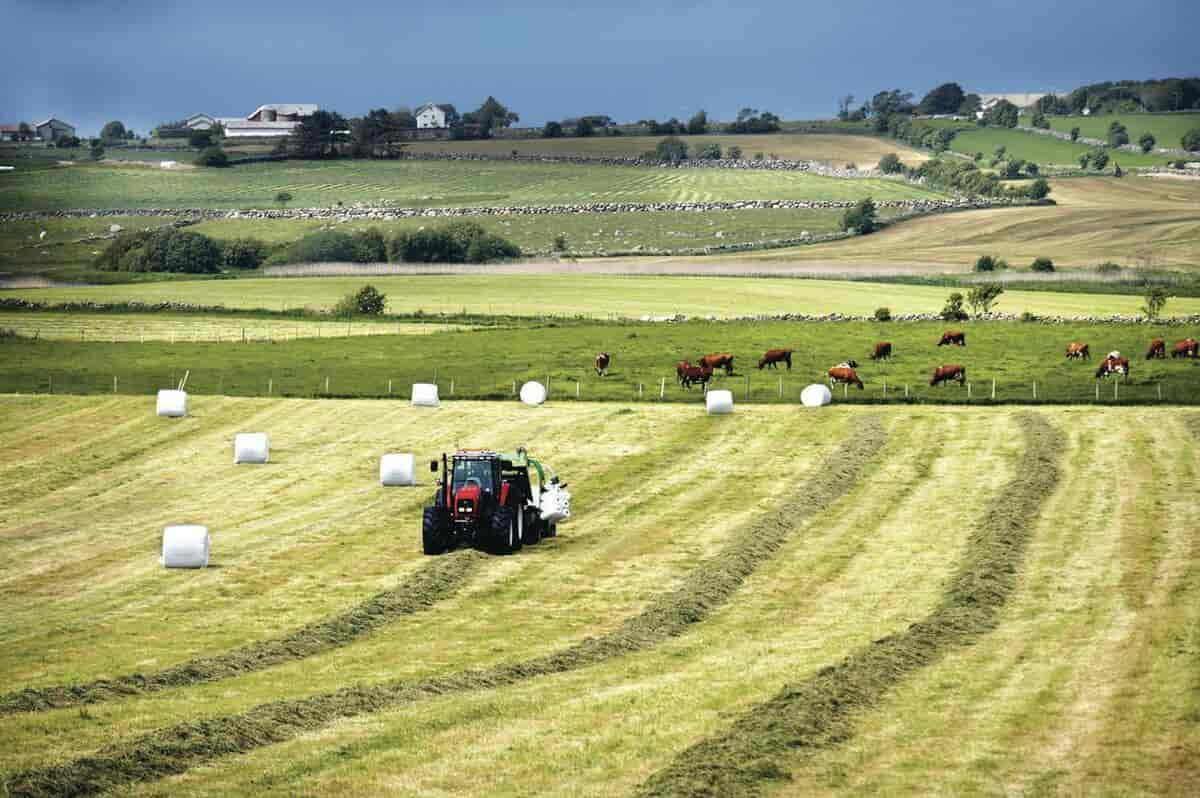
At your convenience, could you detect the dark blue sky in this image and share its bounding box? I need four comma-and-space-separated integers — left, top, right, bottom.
3, 0, 1197, 136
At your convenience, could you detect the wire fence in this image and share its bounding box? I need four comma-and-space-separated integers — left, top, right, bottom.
4, 368, 1191, 406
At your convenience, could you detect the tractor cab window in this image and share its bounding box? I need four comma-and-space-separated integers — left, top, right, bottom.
452, 459, 494, 494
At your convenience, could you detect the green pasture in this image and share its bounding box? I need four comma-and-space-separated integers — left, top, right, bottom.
6, 274, 1200, 318
949, 127, 1169, 167
0, 158, 946, 213
3, 319, 1198, 404
1037, 111, 1200, 150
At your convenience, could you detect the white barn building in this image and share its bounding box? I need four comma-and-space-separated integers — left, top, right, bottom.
415, 103, 458, 129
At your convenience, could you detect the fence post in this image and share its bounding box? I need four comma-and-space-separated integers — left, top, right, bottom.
905, 383, 909, 399
639, 383, 643, 400
577, 381, 581, 399
268, 378, 273, 395
992, 378, 996, 400
1157, 383, 1162, 401
1114, 381, 1118, 400
1033, 382, 1037, 401
547, 375, 551, 398
48, 374, 52, 395
325, 376, 330, 394
140, 327, 144, 344
113, 375, 117, 393
968, 383, 972, 400
778, 376, 783, 399
450, 378, 455, 396
512, 380, 516, 396
883, 378, 887, 401
660, 378, 665, 400
1096, 382, 1100, 402
388, 379, 392, 395
241, 328, 245, 343
745, 374, 750, 400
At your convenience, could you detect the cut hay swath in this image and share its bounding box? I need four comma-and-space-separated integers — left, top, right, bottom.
637, 412, 1065, 798
0, 550, 487, 716
2, 421, 887, 796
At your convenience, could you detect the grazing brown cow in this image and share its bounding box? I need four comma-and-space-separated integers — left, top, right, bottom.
679, 364, 714, 390
594, 352, 611, 376
757, 349, 792, 370
870, 342, 893, 360
699, 353, 735, 376
930, 364, 966, 386
1146, 339, 1166, 359
1065, 342, 1090, 360
675, 360, 692, 384
1172, 338, 1199, 358
1095, 356, 1131, 381
938, 330, 966, 347
828, 366, 864, 390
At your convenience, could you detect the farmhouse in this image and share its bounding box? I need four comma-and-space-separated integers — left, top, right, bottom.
0, 124, 24, 142
218, 103, 319, 138
416, 103, 458, 129
34, 118, 76, 142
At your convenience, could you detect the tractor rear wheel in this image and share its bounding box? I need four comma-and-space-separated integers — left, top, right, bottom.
489, 507, 521, 554
422, 507, 452, 555
543, 521, 557, 538
521, 507, 542, 546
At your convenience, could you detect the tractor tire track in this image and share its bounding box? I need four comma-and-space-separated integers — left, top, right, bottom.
636, 412, 1064, 798
0, 549, 487, 716
3, 419, 886, 798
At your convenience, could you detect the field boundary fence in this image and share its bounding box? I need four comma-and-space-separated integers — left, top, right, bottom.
3, 368, 1192, 406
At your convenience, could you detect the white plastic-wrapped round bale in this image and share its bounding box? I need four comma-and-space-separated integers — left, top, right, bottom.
162, 525, 210, 568
380, 453, 416, 486
411, 383, 440, 407
539, 483, 572, 524
234, 433, 270, 464
156, 389, 188, 418
519, 381, 547, 406
801, 384, 833, 407
705, 389, 734, 415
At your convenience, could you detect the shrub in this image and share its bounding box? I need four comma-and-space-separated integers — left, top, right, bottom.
1096, 261, 1122, 274
696, 142, 722, 160
285, 230, 358, 263
974, 254, 998, 272
96, 228, 223, 273
1030, 256, 1054, 272
873, 306, 891, 321
1090, 149, 1110, 170
1138, 131, 1156, 153
351, 228, 387, 263
195, 146, 228, 167
727, 144, 742, 159
1106, 121, 1129, 148
275, 191, 293, 209
653, 136, 689, 163
334, 285, 387, 317
389, 221, 520, 263
877, 152, 902, 174
1069, 126, 1080, 141
189, 130, 213, 148
941, 292, 968, 321
967, 282, 1005, 315
552, 234, 568, 253
221, 238, 268, 269
842, 197, 877, 234
88, 143, 105, 161
542, 121, 563, 138
1181, 128, 1200, 153
1020, 311, 1036, 322
1024, 161, 1039, 176
1141, 286, 1169, 320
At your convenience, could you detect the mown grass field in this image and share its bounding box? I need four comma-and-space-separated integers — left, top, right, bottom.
949, 127, 1170, 167
7, 270, 1200, 318
0, 312, 458, 342
4, 319, 1199, 404
0, 397, 1195, 796
733, 177, 1200, 269
407, 133, 929, 166
0, 158, 943, 213
1038, 111, 1200, 150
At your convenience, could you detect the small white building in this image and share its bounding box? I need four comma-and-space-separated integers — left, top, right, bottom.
415, 103, 458, 129
34, 118, 75, 142
184, 113, 216, 130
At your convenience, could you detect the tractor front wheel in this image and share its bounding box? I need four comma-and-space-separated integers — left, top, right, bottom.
422, 507, 453, 555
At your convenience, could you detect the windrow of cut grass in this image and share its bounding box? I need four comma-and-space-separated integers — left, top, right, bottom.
1, 419, 886, 798
0, 549, 487, 716
638, 412, 1063, 797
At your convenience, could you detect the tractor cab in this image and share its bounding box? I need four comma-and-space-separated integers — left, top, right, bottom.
422, 447, 567, 556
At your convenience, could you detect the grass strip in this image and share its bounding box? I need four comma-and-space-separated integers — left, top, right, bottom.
0, 550, 487, 716
637, 411, 1064, 798
2, 418, 886, 797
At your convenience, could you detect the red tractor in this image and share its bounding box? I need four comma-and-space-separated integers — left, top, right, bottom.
422, 448, 569, 555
